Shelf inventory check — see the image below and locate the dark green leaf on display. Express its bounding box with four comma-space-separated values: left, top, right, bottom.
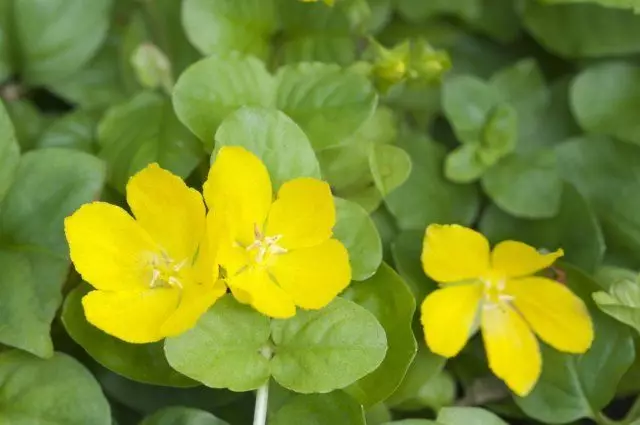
437, 407, 508, 425
36, 110, 100, 152
370, 144, 412, 196
270, 392, 365, 425
0, 100, 19, 203
140, 407, 229, 425
391, 230, 438, 300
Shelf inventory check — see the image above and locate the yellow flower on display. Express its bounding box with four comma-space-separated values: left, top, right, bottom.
204, 146, 351, 318
420, 224, 593, 396
64, 164, 225, 344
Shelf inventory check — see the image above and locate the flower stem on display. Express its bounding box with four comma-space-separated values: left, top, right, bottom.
253, 382, 269, 425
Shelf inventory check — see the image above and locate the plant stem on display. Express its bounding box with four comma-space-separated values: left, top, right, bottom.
624, 395, 640, 424
594, 411, 622, 425
253, 382, 269, 425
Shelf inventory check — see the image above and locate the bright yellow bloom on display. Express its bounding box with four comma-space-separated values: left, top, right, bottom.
65, 164, 225, 343
420, 224, 593, 396
204, 146, 351, 318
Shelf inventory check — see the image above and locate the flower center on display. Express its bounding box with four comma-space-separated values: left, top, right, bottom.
246, 224, 287, 266
481, 271, 513, 308
148, 251, 185, 289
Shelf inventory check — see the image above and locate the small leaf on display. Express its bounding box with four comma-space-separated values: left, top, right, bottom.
593, 273, 640, 336
385, 133, 480, 230
36, 109, 100, 152
370, 144, 412, 196
444, 144, 487, 184
130, 43, 173, 93
62, 284, 195, 387
0, 350, 111, 425
0, 100, 19, 203
270, 392, 365, 425
182, 0, 276, 60
276, 63, 378, 150
333, 198, 383, 281
437, 407, 508, 425
481, 150, 563, 219
173, 53, 275, 150
140, 407, 229, 425
571, 62, 640, 146
164, 295, 271, 392
213, 106, 321, 189
479, 103, 517, 165
97, 91, 203, 192
344, 263, 417, 406
271, 297, 387, 393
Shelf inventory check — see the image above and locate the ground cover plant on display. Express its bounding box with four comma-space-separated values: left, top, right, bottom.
1, 0, 640, 424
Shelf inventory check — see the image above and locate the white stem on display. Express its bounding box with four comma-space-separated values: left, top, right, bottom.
253, 382, 269, 425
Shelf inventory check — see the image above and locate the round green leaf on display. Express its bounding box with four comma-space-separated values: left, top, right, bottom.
278, 36, 356, 66
593, 275, 640, 336
437, 407, 508, 425
479, 184, 605, 272
12, 0, 112, 85
98, 91, 203, 192
5, 99, 45, 150
385, 133, 480, 230
182, 0, 276, 60
271, 392, 365, 425
140, 407, 229, 425
481, 151, 563, 219
0, 100, 19, 203
213, 106, 321, 189
270, 297, 387, 393
522, 1, 640, 58
479, 103, 517, 165
571, 62, 640, 146
382, 421, 440, 425
36, 109, 100, 152
333, 198, 383, 281
344, 263, 417, 407
164, 295, 271, 392
515, 265, 636, 423
173, 53, 275, 150
0, 148, 106, 358
370, 144, 412, 197
62, 284, 195, 387
275, 63, 377, 150
445, 144, 488, 184
0, 350, 110, 425
391, 230, 438, 300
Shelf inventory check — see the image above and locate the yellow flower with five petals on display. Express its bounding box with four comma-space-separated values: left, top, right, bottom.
204, 146, 351, 318
65, 164, 225, 343
420, 224, 593, 396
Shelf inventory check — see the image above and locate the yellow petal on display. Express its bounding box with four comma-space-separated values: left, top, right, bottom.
421, 224, 490, 283
161, 280, 227, 337
227, 268, 296, 318
82, 289, 180, 343
420, 283, 483, 357
481, 304, 541, 396
269, 239, 351, 310
491, 241, 563, 278
265, 178, 335, 250
207, 210, 250, 276
65, 202, 157, 291
507, 277, 593, 353
204, 146, 272, 246
127, 163, 205, 263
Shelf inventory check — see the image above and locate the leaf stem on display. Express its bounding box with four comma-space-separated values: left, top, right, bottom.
594, 411, 622, 425
624, 395, 640, 424
253, 381, 270, 425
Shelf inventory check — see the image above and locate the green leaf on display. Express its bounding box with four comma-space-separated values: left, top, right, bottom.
391, 230, 438, 300
164, 295, 271, 392
140, 407, 229, 425
387, 348, 451, 411
97, 91, 203, 192
542, 0, 640, 13
442, 75, 500, 144
396, 0, 480, 23
437, 407, 508, 425
481, 151, 563, 219
344, 263, 417, 406
276, 63, 377, 150
10, 0, 112, 85
555, 136, 640, 266
522, 1, 640, 58
271, 297, 387, 393
593, 270, 640, 336
213, 106, 321, 189
36, 109, 100, 152
385, 133, 480, 230
0, 100, 19, 203
515, 265, 636, 423
571, 62, 640, 146
5, 99, 45, 150
182, 0, 276, 60
277, 36, 357, 67
0, 148, 105, 357
480, 184, 605, 272
382, 421, 440, 425
369, 144, 412, 196
0, 1, 11, 81
444, 144, 488, 184
62, 284, 195, 387
270, 392, 365, 425
173, 53, 275, 151
333, 198, 383, 281
0, 350, 110, 425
